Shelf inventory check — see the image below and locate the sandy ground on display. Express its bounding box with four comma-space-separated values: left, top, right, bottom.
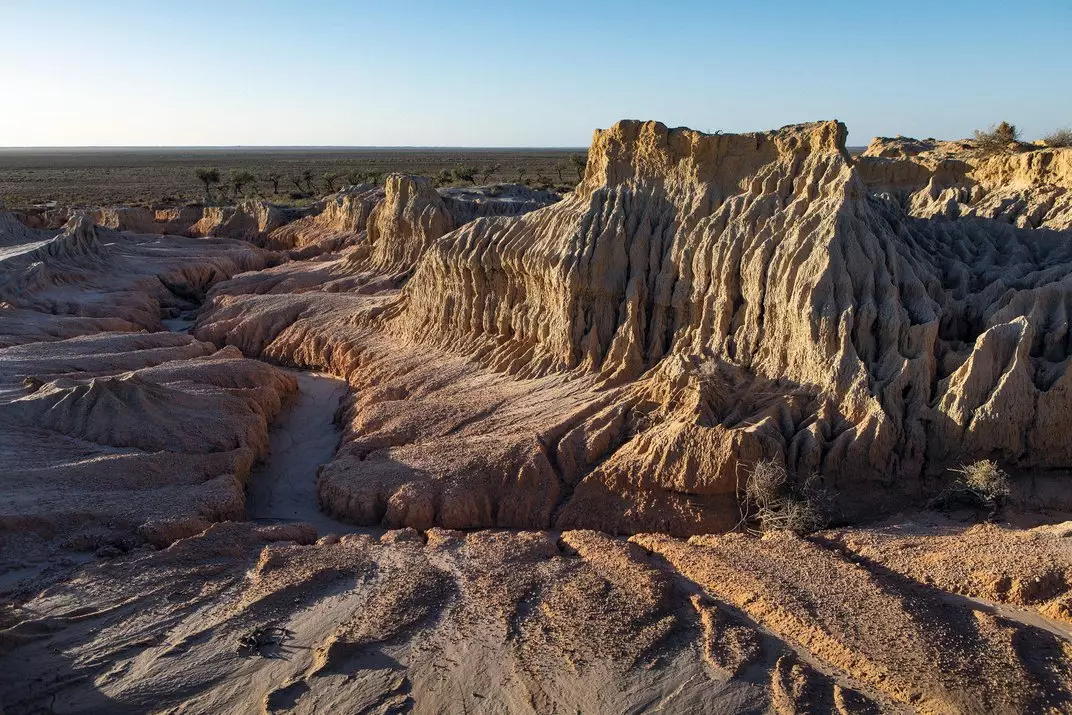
246, 371, 360, 535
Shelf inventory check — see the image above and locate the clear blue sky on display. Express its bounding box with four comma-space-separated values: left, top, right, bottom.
1, 0, 1069, 147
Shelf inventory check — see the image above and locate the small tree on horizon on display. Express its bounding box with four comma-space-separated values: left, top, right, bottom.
195, 167, 221, 199
229, 169, 255, 197
434, 168, 453, 187
262, 172, 282, 195
569, 154, 586, 182
1043, 127, 1072, 148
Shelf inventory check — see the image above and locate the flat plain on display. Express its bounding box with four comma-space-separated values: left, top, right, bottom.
0, 147, 587, 208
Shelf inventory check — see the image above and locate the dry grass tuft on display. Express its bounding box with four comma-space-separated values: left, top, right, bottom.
1043, 128, 1072, 148
742, 460, 829, 535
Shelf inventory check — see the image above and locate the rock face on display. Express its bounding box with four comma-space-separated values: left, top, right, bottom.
91, 201, 315, 243
0, 214, 279, 346
197, 120, 1072, 536
857, 136, 1072, 229
0, 208, 296, 566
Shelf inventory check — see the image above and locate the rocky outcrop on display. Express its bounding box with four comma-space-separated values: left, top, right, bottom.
264, 184, 384, 255
198, 119, 1072, 535
857, 137, 1072, 229
0, 211, 279, 345
92, 201, 313, 243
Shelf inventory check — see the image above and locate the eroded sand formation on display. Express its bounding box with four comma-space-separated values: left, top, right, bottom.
2, 122, 1072, 713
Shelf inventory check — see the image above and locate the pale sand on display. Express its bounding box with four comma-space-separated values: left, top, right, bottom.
246, 370, 361, 535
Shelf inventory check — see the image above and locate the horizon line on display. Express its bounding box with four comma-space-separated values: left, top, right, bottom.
0, 145, 595, 151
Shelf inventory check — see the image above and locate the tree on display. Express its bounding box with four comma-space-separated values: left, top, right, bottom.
262, 172, 282, 195
479, 164, 501, 184
366, 170, 384, 185
346, 169, 366, 186
301, 169, 315, 193
516, 167, 528, 184
290, 175, 306, 194
230, 169, 255, 197
451, 166, 477, 185
555, 161, 567, 182
322, 172, 341, 192
195, 167, 221, 199
569, 154, 587, 181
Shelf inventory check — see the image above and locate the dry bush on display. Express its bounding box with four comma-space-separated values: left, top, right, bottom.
929, 459, 1011, 519
1043, 128, 1072, 148
953, 460, 1011, 501
973, 121, 1022, 155
742, 461, 829, 535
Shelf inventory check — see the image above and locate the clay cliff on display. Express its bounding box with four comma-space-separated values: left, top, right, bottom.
195, 120, 1072, 535
857, 136, 1072, 229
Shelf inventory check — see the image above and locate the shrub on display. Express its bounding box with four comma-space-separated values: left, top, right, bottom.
434, 169, 454, 187
742, 461, 829, 535
929, 459, 1011, 519
451, 166, 477, 185
479, 164, 501, 184
569, 153, 587, 181
1043, 128, 1072, 148
973, 121, 1021, 155
229, 169, 255, 197
953, 460, 1011, 501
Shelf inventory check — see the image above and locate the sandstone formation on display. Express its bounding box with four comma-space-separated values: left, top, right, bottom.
91, 200, 315, 243
0, 213, 297, 574
197, 120, 1072, 536
3, 120, 1072, 713
857, 135, 1072, 229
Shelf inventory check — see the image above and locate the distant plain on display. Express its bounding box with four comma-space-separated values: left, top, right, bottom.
0, 147, 587, 208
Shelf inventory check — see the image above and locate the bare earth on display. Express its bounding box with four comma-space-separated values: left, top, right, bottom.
1, 121, 1072, 713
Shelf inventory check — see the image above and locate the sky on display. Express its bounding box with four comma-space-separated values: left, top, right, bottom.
1, 0, 1069, 147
